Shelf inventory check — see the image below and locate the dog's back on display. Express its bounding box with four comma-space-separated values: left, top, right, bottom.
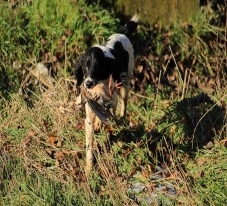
105, 34, 134, 78
106, 14, 139, 79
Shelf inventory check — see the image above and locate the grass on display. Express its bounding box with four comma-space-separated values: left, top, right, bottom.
1, 81, 226, 205
1, 0, 227, 205
0, 0, 118, 100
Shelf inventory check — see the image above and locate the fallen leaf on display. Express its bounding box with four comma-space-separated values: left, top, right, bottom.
141, 168, 150, 178
55, 152, 64, 162
121, 147, 131, 158
143, 70, 150, 80
62, 149, 70, 155
220, 139, 227, 147
47, 135, 58, 145
136, 65, 143, 73
24, 130, 35, 145
197, 157, 207, 166
73, 151, 83, 160
117, 141, 123, 148
56, 140, 62, 147
104, 125, 114, 134
74, 123, 84, 131
61, 35, 66, 41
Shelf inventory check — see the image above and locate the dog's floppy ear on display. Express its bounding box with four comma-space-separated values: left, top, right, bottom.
75, 55, 84, 94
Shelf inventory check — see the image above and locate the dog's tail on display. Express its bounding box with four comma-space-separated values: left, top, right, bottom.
120, 14, 139, 37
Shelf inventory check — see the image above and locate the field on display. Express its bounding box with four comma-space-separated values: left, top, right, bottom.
1, 0, 227, 205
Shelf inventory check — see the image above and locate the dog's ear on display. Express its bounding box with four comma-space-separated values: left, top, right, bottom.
75, 55, 84, 94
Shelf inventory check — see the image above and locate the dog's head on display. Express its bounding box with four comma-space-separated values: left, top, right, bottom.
81, 47, 113, 89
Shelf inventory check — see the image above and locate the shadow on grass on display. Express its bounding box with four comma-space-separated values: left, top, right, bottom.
107, 93, 226, 167
149, 93, 226, 162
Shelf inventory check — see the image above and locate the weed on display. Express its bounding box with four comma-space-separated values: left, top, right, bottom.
1, 1, 227, 205
0, 0, 118, 100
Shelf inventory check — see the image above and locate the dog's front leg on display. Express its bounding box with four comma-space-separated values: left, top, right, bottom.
85, 104, 94, 172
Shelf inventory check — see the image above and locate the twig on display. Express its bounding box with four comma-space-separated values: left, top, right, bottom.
130, 91, 154, 101
168, 45, 184, 86
64, 36, 67, 79
185, 68, 191, 96
25, 58, 37, 67
181, 68, 188, 100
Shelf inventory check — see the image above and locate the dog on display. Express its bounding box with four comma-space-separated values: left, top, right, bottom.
75, 14, 138, 172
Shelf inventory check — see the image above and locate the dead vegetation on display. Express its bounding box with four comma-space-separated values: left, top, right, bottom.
1, 1, 227, 205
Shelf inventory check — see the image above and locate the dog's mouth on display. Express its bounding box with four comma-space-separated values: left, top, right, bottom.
74, 96, 114, 125
84, 78, 96, 89
75, 80, 116, 125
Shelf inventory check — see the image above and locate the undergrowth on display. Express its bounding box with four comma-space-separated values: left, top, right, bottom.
1, 0, 227, 205
0, 0, 118, 100
1, 82, 226, 205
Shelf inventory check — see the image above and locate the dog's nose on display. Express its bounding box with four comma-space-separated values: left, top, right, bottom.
84, 79, 95, 89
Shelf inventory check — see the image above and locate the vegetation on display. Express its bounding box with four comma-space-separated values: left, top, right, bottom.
0, 0, 227, 205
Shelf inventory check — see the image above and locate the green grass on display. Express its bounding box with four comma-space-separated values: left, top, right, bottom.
0, 0, 118, 100
187, 144, 227, 205
1, 0, 227, 205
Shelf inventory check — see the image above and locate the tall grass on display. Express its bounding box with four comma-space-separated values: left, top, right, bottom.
1, 0, 227, 205
0, 0, 118, 100
1, 82, 226, 205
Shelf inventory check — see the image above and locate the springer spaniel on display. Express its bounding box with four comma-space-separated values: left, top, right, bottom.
75, 14, 138, 172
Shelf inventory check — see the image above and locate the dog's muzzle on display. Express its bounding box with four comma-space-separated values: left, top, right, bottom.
84, 78, 95, 89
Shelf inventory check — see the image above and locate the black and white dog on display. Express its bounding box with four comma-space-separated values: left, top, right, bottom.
75, 14, 138, 117
75, 15, 138, 172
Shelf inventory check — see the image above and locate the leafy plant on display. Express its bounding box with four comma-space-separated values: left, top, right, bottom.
0, 0, 118, 100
